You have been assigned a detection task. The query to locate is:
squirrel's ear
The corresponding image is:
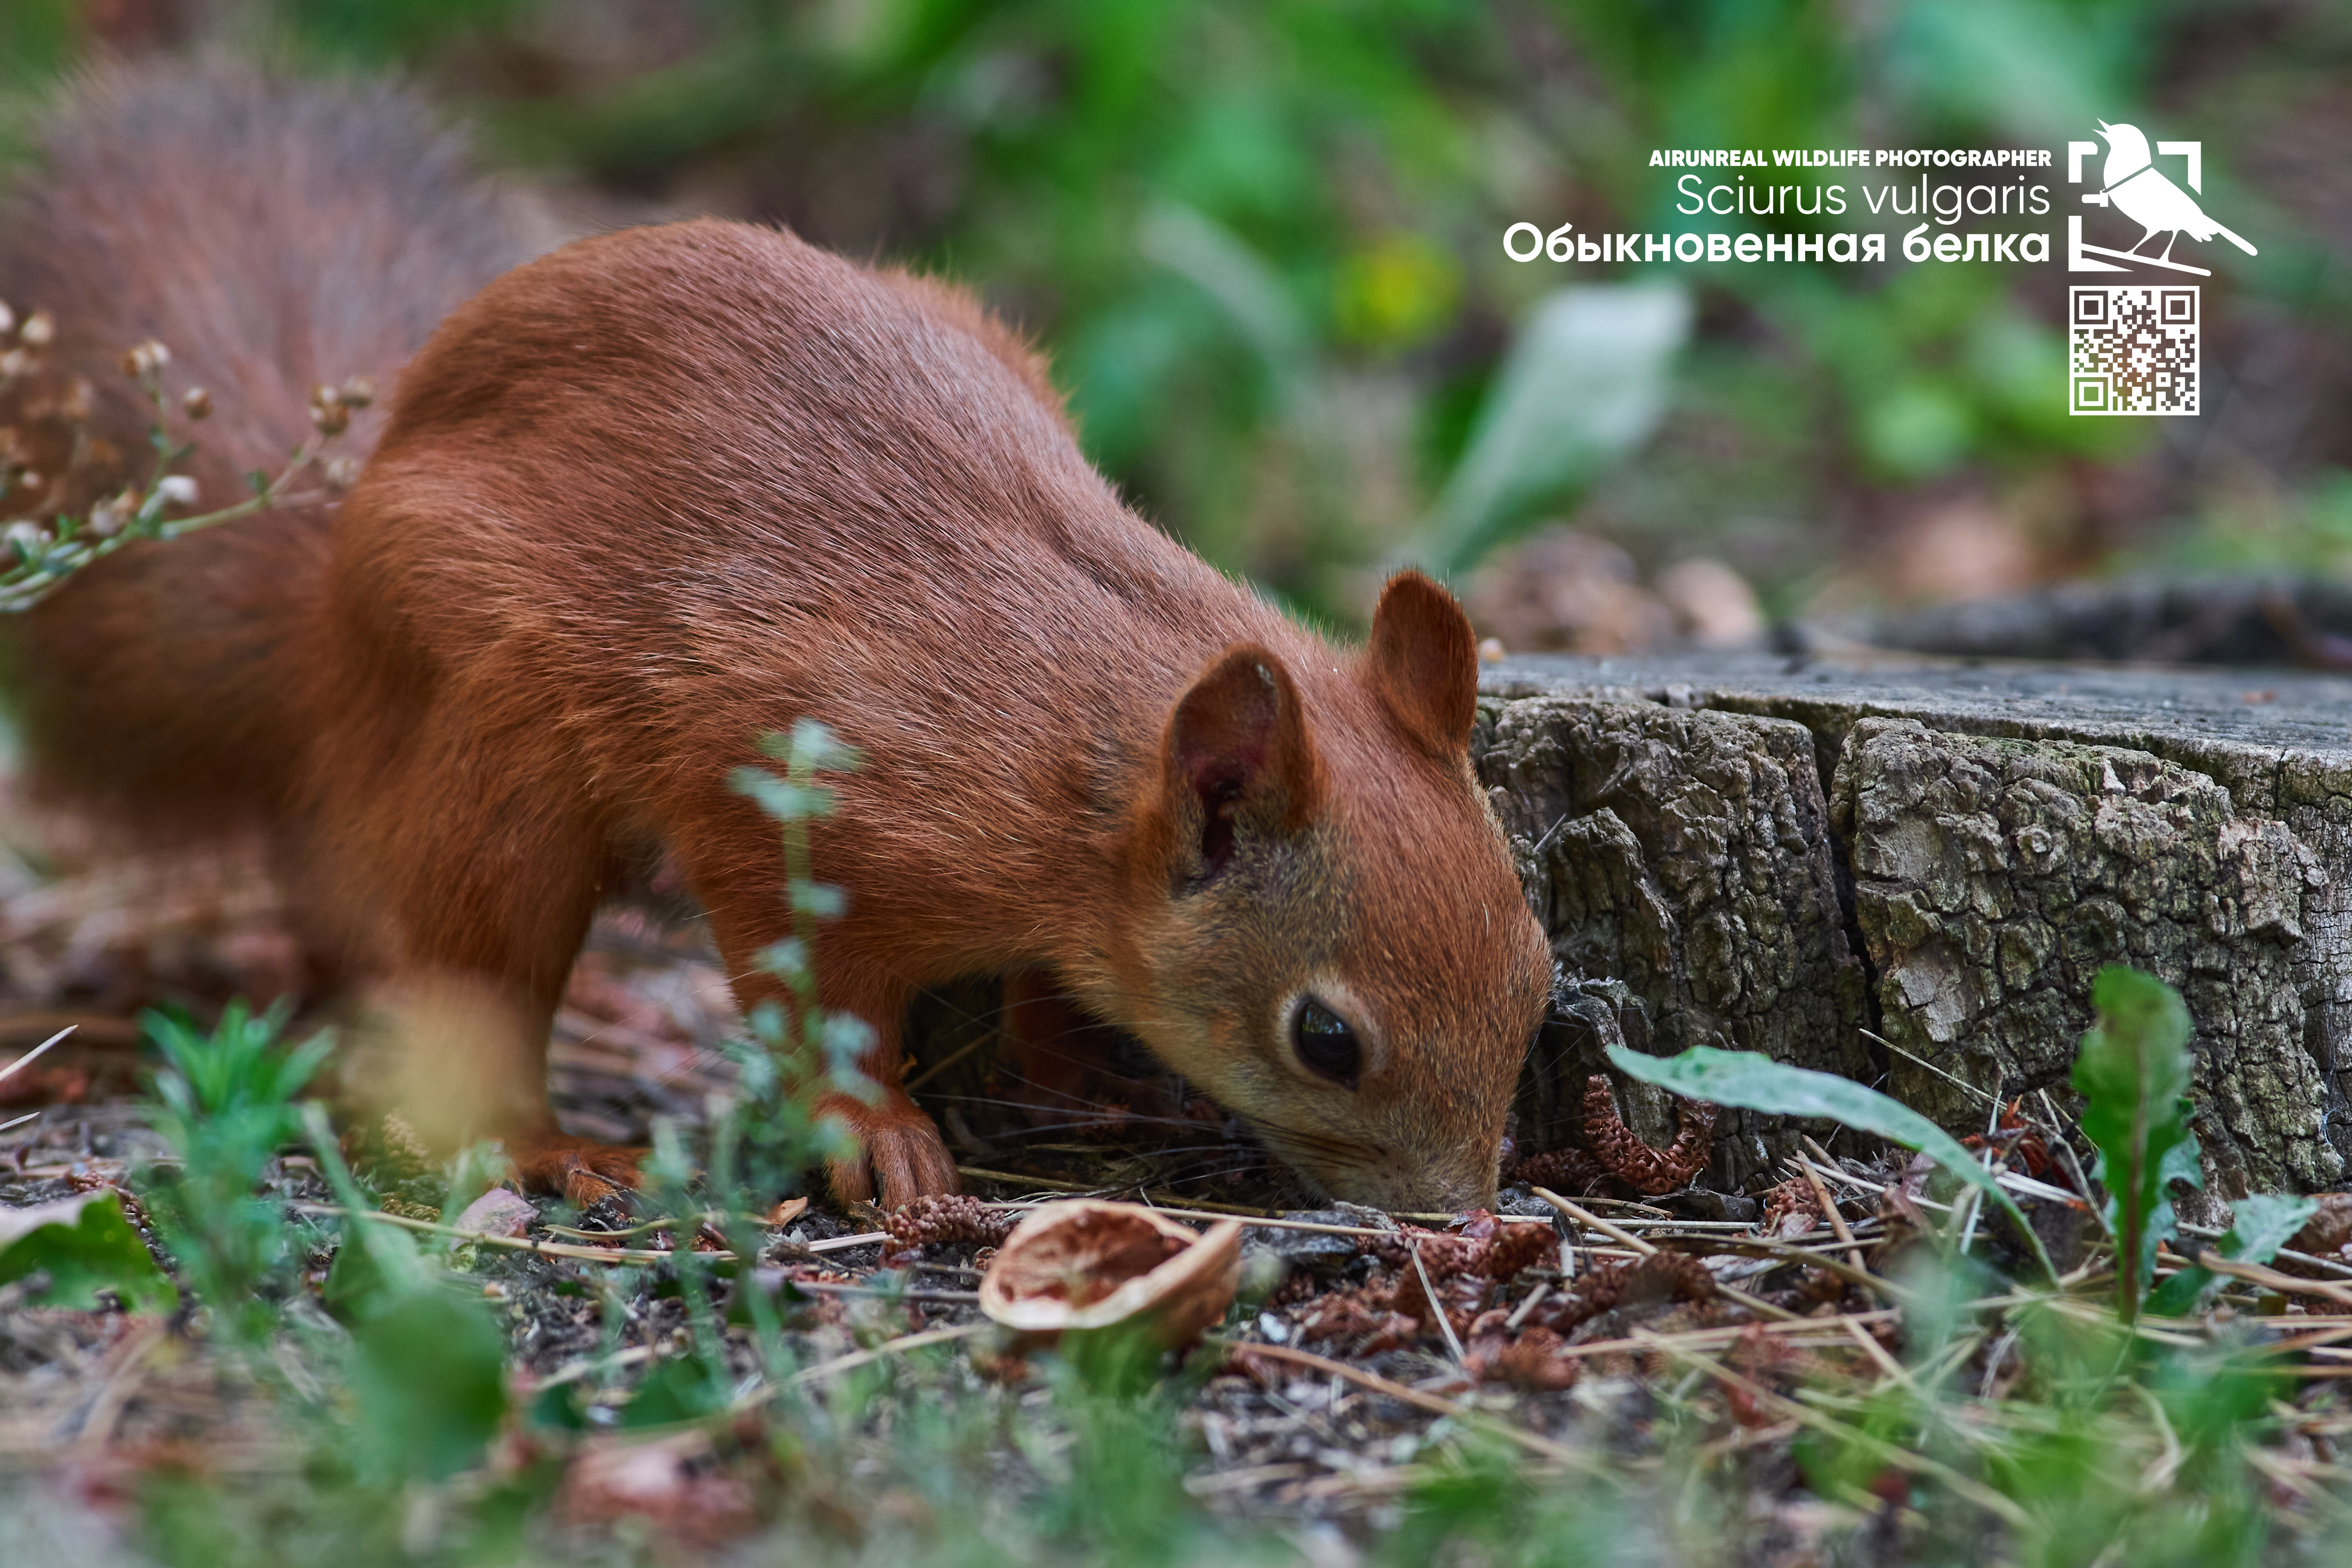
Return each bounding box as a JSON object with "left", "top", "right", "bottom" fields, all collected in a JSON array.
[
  {"left": 1367, "top": 570, "right": 1477, "bottom": 757},
  {"left": 1163, "top": 643, "right": 1322, "bottom": 882}
]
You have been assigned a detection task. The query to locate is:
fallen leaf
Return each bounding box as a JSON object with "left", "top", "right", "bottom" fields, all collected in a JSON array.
[{"left": 452, "top": 1187, "right": 537, "bottom": 1240}]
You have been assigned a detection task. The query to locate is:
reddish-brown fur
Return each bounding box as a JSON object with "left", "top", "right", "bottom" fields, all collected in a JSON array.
[{"left": 4, "top": 66, "right": 1553, "bottom": 1211}]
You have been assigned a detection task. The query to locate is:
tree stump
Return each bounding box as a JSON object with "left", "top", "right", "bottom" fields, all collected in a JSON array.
[{"left": 1478, "top": 651, "right": 2352, "bottom": 1199}]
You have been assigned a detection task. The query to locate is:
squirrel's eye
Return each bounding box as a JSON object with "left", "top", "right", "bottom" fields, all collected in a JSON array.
[{"left": 1290, "top": 999, "right": 1361, "bottom": 1090}]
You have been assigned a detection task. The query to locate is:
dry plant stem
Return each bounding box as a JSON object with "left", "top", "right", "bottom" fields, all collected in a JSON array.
[
  {"left": 1183, "top": 1462, "right": 1319, "bottom": 1497},
  {"left": 1532, "top": 1188, "right": 1804, "bottom": 1323},
  {"left": 1185, "top": 1461, "right": 1448, "bottom": 1501},
  {"left": 2190, "top": 1250, "right": 2352, "bottom": 1310},
  {"left": 1797, "top": 1141, "right": 1867, "bottom": 1274},
  {"left": 1864, "top": 1027, "right": 2001, "bottom": 1110},
  {"left": 1505, "top": 1283, "right": 1551, "bottom": 1332},
  {"left": 1552, "top": 1309, "right": 1899, "bottom": 1365},
  {"left": 733, "top": 1322, "right": 991, "bottom": 1410},
  {"left": 956, "top": 1166, "right": 1559, "bottom": 1227},
  {"left": 2036, "top": 1087, "right": 2108, "bottom": 1235},
  {"left": 2244, "top": 1446, "right": 2335, "bottom": 1506},
  {"left": 2033, "top": 1295, "right": 2206, "bottom": 1347},
  {"left": 994, "top": 1204, "right": 1411, "bottom": 1241},
  {"left": 1633, "top": 1330, "right": 2032, "bottom": 1529},
  {"left": 1691, "top": 1420, "right": 1803, "bottom": 1465},
  {"left": 1656, "top": 1236, "right": 1901, "bottom": 1302},
  {"left": 296, "top": 1203, "right": 886, "bottom": 1265},
  {"left": 1411, "top": 1244, "right": 1467, "bottom": 1363},
  {"left": 2173, "top": 1220, "right": 2352, "bottom": 1282},
  {"left": 2136, "top": 1385, "right": 2186, "bottom": 1493},
  {"left": 1956, "top": 1097, "right": 2010, "bottom": 1258},
  {"left": 1842, "top": 1314, "right": 1916, "bottom": 1389},
  {"left": 533, "top": 1345, "right": 657, "bottom": 1391},
  {"left": 2258, "top": 1323, "right": 2352, "bottom": 1357},
  {"left": 1530, "top": 1191, "right": 1657, "bottom": 1256},
  {"left": 1979, "top": 1327, "right": 2021, "bottom": 1399},
  {"left": 969, "top": 1175, "right": 1558, "bottom": 1231},
  {"left": 958, "top": 1167, "right": 1265, "bottom": 1215},
  {"left": 539, "top": 1206, "right": 786, "bottom": 1242},
  {"left": 1216, "top": 1337, "right": 1597, "bottom": 1470},
  {"left": 0, "top": 1026, "right": 73, "bottom": 1087},
  {"left": 1804, "top": 1157, "right": 1951, "bottom": 1211},
  {"left": 759, "top": 1274, "right": 981, "bottom": 1305}
]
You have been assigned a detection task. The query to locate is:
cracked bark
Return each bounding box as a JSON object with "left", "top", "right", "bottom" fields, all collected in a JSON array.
[{"left": 1477, "top": 651, "right": 2352, "bottom": 1199}]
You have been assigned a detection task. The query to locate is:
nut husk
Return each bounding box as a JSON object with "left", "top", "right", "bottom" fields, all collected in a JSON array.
[{"left": 977, "top": 1199, "right": 1242, "bottom": 1346}]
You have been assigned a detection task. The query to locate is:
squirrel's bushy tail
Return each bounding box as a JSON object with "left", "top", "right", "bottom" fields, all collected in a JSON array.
[{"left": 0, "top": 62, "right": 531, "bottom": 834}]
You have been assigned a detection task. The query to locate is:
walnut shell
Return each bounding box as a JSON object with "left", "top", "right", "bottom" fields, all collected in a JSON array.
[{"left": 977, "top": 1200, "right": 1243, "bottom": 1346}]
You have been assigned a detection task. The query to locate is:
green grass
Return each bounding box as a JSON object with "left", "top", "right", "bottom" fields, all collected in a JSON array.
[{"left": 4, "top": 960, "right": 2349, "bottom": 1566}]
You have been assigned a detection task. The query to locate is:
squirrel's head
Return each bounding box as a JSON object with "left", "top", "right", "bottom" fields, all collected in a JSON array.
[{"left": 1106, "top": 571, "right": 1553, "bottom": 1213}]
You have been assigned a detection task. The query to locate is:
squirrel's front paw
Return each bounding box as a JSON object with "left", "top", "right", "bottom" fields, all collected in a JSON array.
[
  {"left": 818, "top": 1091, "right": 960, "bottom": 1210},
  {"left": 508, "top": 1131, "right": 649, "bottom": 1208}
]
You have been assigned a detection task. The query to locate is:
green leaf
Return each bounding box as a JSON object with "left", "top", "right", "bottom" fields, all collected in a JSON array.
[
  {"left": 323, "top": 1220, "right": 424, "bottom": 1325},
  {"left": 2148, "top": 1192, "right": 2318, "bottom": 1318},
  {"left": 1604, "top": 1043, "right": 2054, "bottom": 1280},
  {"left": 1409, "top": 282, "right": 1690, "bottom": 574},
  {"left": 143, "top": 998, "right": 329, "bottom": 1135},
  {"left": 2071, "top": 965, "right": 2200, "bottom": 1319},
  {"left": 1137, "top": 202, "right": 1310, "bottom": 395},
  {"left": 2222, "top": 1193, "right": 2320, "bottom": 1269},
  {"left": 0, "top": 1191, "right": 178, "bottom": 1313},
  {"left": 529, "top": 1380, "right": 590, "bottom": 1432},
  {"left": 301, "top": 1104, "right": 430, "bottom": 1303},
  {"left": 617, "top": 1354, "right": 727, "bottom": 1429},
  {"left": 350, "top": 1288, "right": 510, "bottom": 1482}
]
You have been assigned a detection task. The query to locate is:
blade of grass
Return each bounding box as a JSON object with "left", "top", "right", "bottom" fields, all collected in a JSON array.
[{"left": 1631, "top": 1329, "right": 2031, "bottom": 1529}]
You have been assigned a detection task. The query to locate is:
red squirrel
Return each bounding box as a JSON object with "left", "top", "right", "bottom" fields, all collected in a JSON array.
[{"left": 3, "top": 65, "right": 1553, "bottom": 1212}]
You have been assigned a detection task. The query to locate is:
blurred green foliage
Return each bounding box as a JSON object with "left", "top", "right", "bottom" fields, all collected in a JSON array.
[
  {"left": 13, "top": 0, "right": 2347, "bottom": 615},
  {"left": 142, "top": 1000, "right": 332, "bottom": 1341}
]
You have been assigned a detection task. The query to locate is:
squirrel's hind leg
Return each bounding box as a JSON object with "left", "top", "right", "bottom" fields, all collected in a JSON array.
[{"left": 304, "top": 722, "right": 628, "bottom": 1194}]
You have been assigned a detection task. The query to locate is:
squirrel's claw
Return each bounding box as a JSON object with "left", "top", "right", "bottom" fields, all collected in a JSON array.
[
  {"left": 510, "top": 1132, "right": 649, "bottom": 1209},
  {"left": 821, "top": 1091, "right": 960, "bottom": 1210}
]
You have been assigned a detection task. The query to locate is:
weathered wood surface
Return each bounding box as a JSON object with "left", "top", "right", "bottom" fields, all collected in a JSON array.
[{"left": 1476, "top": 650, "right": 2352, "bottom": 1200}]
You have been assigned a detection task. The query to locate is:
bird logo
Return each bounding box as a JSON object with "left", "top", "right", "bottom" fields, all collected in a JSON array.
[{"left": 2071, "top": 121, "right": 2255, "bottom": 275}]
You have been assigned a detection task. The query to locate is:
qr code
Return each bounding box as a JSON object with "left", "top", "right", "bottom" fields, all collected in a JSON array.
[{"left": 2070, "top": 286, "right": 2199, "bottom": 416}]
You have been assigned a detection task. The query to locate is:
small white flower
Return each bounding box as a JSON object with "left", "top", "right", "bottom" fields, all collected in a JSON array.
[
  {"left": 118, "top": 337, "right": 167, "bottom": 376},
  {"left": 4, "top": 519, "right": 46, "bottom": 556},
  {"left": 88, "top": 491, "right": 137, "bottom": 537},
  {"left": 156, "top": 475, "right": 199, "bottom": 506}
]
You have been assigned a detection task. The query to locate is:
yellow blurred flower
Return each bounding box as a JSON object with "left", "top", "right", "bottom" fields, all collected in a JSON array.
[{"left": 1333, "top": 233, "right": 1460, "bottom": 351}]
